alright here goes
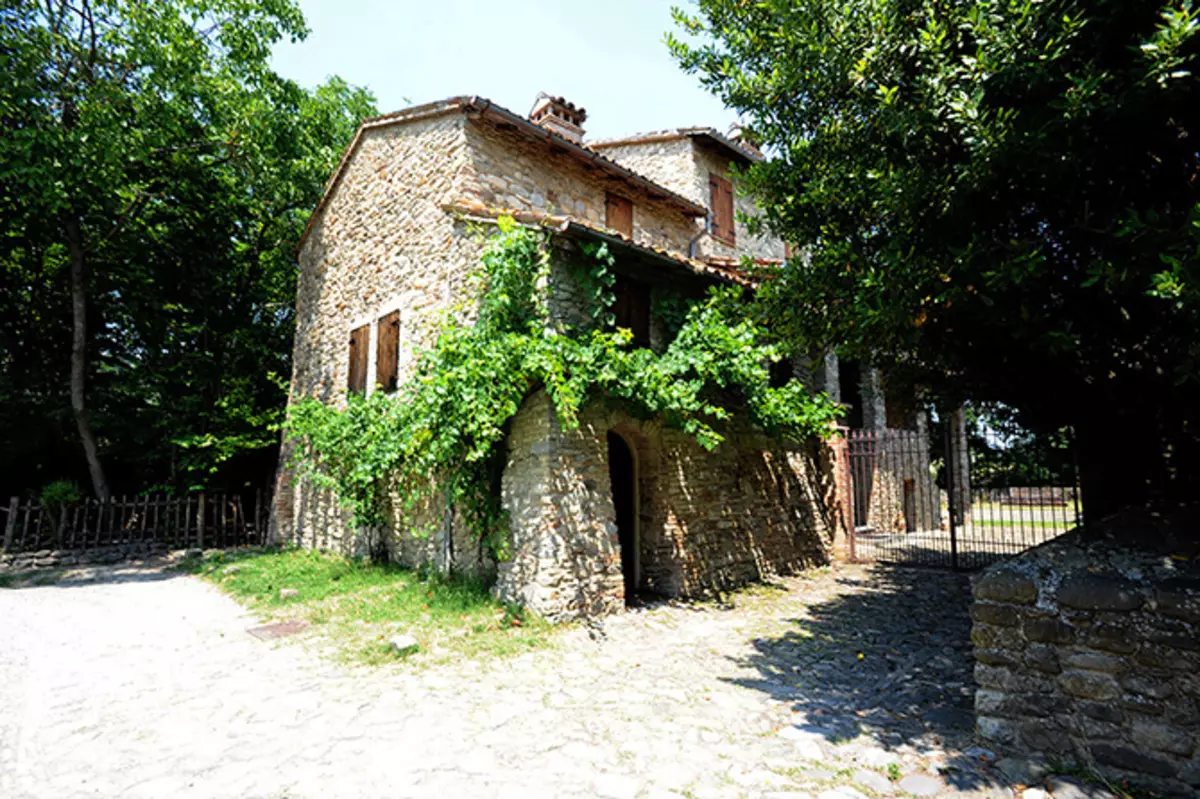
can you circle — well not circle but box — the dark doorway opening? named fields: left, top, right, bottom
left=607, top=431, right=638, bottom=603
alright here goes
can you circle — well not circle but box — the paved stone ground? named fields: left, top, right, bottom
left=1, top=561, right=1036, bottom=798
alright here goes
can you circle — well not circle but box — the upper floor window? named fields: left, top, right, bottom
left=347, top=324, right=369, bottom=395
left=376, top=310, right=400, bottom=392
left=612, top=276, right=650, bottom=348
left=605, top=193, right=634, bottom=238
left=709, top=173, right=735, bottom=245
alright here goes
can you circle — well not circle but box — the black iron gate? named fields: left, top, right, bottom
left=846, top=412, right=1083, bottom=570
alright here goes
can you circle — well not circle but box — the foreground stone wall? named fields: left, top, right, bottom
left=496, top=391, right=836, bottom=620
left=972, top=535, right=1200, bottom=795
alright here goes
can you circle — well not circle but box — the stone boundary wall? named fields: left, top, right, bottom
left=0, top=542, right=171, bottom=571
left=971, top=535, right=1200, bottom=795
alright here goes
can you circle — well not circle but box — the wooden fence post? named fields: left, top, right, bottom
left=196, top=491, right=205, bottom=549
left=3, top=497, right=18, bottom=553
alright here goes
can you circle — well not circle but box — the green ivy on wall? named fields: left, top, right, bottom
left=285, top=218, right=841, bottom=557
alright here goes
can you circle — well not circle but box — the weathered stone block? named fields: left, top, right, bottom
left=977, top=650, right=1021, bottom=668
left=1079, top=700, right=1124, bottom=724
left=1063, top=651, right=1126, bottom=675
left=1023, top=616, right=1075, bottom=645
left=977, top=715, right=1018, bottom=744
left=1024, top=644, right=1062, bottom=675
left=973, top=624, right=1024, bottom=651
left=1058, top=572, right=1145, bottom=611
left=974, top=569, right=1038, bottom=605
left=1086, top=623, right=1138, bottom=654
left=1132, top=720, right=1194, bottom=757
left=1020, top=720, right=1072, bottom=754
left=1091, top=743, right=1180, bottom=778
left=1059, top=669, right=1119, bottom=700
left=971, top=602, right=1021, bottom=627
left=1122, top=674, right=1175, bottom=700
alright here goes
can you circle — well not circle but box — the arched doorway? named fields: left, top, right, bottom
left=607, top=431, right=638, bottom=603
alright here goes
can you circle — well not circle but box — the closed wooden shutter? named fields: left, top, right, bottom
left=347, top=324, right=369, bottom=395
left=709, top=173, right=735, bottom=245
left=612, top=277, right=651, bottom=348
left=376, top=310, right=400, bottom=392
left=605, top=193, right=634, bottom=238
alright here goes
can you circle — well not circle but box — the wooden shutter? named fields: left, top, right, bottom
left=375, top=310, right=400, bottom=392
left=347, top=324, right=369, bottom=395
left=612, top=277, right=651, bottom=348
left=709, top=173, right=735, bottom=245
left=605, top=193, right=634, bottom=238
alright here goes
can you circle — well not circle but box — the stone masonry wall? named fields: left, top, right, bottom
left=594, top=137, right=787, bottom=263
left=971, top=535, right=1200, bottom=795
left=274, top=110, right=493, bottom=569
left=463, top=118, right=700, bottom=255
left=496, top=391, right=836, bottom=621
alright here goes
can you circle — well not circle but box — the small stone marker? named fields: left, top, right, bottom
left=389, top=634, right=419, bottom=656
left=279, top=588, right=299, bottom=599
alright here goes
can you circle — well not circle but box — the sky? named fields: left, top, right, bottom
left=269, top=0, right=738, bottom=140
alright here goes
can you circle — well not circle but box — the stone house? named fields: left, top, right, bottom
left=271, top=94, right=915, bottom=619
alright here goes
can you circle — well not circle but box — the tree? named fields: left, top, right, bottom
left=0, top=1, right=374, bottom=497
left=670, top=0, right=1200, bottom=519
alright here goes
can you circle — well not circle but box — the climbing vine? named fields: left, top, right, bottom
left=285, top=218, right=841, bottom=556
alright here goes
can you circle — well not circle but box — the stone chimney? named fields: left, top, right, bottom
left=530, top=94, right=587, bottom=144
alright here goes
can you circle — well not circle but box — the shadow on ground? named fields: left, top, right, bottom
left=726, top=564, right=1012, bottom=793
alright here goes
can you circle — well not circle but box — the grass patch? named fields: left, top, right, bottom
left=182, top=547, right=556, bottom=667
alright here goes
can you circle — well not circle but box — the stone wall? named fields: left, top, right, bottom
left=463, top=118, right=700, bottom=255
left=971, top=535, right=1200, bottom=795
left=495, top=392, right=836, bottom=621
left=593, top=136, right=787, bottom=262
left=273, top=109, right=491, bottom=564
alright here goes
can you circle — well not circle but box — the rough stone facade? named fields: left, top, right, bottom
left=497, top=392, right=836, bottom=619
left=272, top=97, right=843, bottom=619
left=593, top=135, right=787, bottom=262
left=971, top=534, right=1200, bottom=795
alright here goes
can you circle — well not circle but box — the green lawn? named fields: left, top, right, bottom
left=181, top=547, right=556, bottom=667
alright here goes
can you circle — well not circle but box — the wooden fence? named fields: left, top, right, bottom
left=0, top=490, right=270, bottom=554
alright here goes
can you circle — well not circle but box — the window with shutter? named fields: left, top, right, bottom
left=347, top=324, right=369, bottom=395
left=375, top=310, right=400, bottom=392
left=605, top=193, right=634, bottom=237
left=612, top=277, right=651, bottom=348
left=709, top=173, right=735, bottom=245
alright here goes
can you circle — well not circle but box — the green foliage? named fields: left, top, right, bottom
left=285, top=221, right=841, bottom=551
left=38, top=480, right=83, bottom=512
left=183, top=547, right=554, bottom=667
left=670, top=0, right=1200, bottom=508
left=0, top=1, right=376, bottom=495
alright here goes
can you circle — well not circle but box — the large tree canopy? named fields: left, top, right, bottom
left=0, top=0, right=374, bottom=498
left=671, top=0, right=1200, bottom=515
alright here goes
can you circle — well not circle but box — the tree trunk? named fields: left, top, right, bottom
left=65, top=216, right=110, bottom=501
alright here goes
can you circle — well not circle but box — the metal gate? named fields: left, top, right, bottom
left=846, top=413, right=1082, bottom=570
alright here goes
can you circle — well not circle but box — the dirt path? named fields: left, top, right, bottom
left=0, top=561, right=1016, bottom=798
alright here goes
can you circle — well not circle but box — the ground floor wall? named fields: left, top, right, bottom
left=271, top=392, right=842, bottom=621
left=494, top=392, right=838, bottom=620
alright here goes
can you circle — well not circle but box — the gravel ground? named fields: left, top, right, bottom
left=0, top=559, right=1021, bottom=798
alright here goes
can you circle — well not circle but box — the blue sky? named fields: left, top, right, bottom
left=270, top=0, right=737, bottom=140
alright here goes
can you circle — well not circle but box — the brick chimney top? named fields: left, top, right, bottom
left=530, top=94, right=587, bottom=144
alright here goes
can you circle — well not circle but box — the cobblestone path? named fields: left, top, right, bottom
left=0, top=562, right=1022, bottom=798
